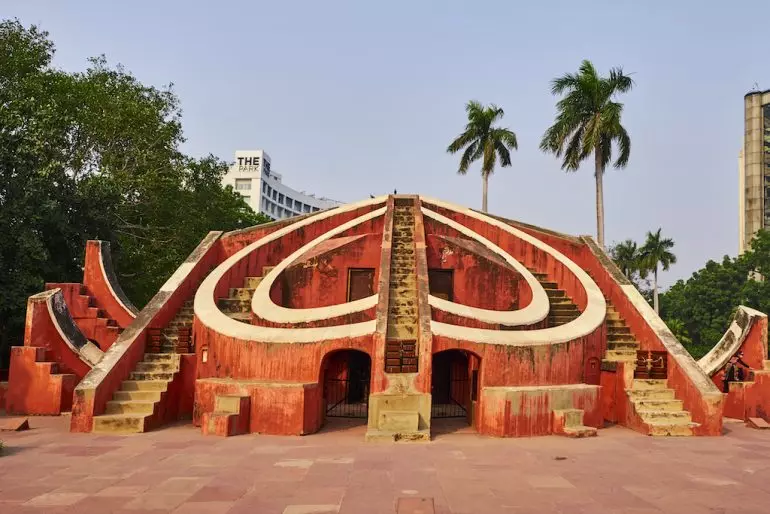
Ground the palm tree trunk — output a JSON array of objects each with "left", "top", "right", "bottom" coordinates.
[
  {"left": 595, "top": 148, "right": 605, "bottom": 248},
  {"left": 653, "top": 266, "right": 659, "bottom": 314},
  {"left": 482, "top": 173, "right": 488, "bottom": 212}
]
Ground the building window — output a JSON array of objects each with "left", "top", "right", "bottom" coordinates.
[
  {"left": 278, "top": 193, "right": 284, "bottom": 203},
  {"left": 303, "top": 205, "right": 311, "bottom": 213},
  {"left": 272, "top": 190, "right": 277, "bottom": 200},
  {"left": 270, "top": 204, "right": 276, "bottom": 214},
  {"left": 242, "top": 195, "right": 250, "bottom": 202},
  {"left": 294, "top": 200, "right": 302, "bottom": 211},
  {"left": 312, "top": 207, "right": 320, "bottom": 212},
  {"left": 284, "top": 196, "right": 292, "bottom": 207},
  {"left": 235, "top": 179, "right": 251, "bottom": 191},
  {"left": 262, "top": 182, "right": 268, "bottom": 193}
]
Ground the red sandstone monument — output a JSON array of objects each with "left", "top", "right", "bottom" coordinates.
[{"left": 2, "top": 194, "right": 768, "bottom": 438}]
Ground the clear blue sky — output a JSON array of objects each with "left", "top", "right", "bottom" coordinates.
[{"left": 7, "top": 1, "right": 768, "bottom": 287}]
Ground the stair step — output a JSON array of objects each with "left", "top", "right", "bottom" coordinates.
[
  {"left": 633, "top": 399, "right": 683, "bottom": 411},
  {"left": 244, "top": 277, "right": 263, "bottom": 288},
  {"left": 105, "top": 400, "right": 156, "bottom": 415},
  {"left": 607, "top": 341, "right": 639, "bottom": 350},
  {"left": 113, "top": 390, "right": 163, "bottom": 402},
  {"left": 626, "top": 388, "right": 676, "bottom": 400},
  {"left": 143, "top": 353, "right": 178, "bottom": 362},
  {"left": 121, "top": 380, "right": 169, "bottom": 392},
  {"left": 563, "top": 425, "right": 598, "bottom": 438},
  {"left": 93, "top": 413, "right": 149, "bottom": 434},
  {"left": 637, "top": 409, "right": 691, "bottom": 423},
  {"left": 647, "top": 421, "right": 696, "bottom": 437},
  {"left": 130, "top": 371, "right": 174, "bottom": 381},
  {"left": 229, "top": 287, "right": 256, "bottom": 300},
  {"left": 632, "top": 379, "right": 668, "bottom": 390},
  {"left": 135, "top": 361, "right": 179, "bottom": 373}
]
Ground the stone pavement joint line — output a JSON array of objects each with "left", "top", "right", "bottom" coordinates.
[{"left": 3, "top": 415, "right": 770, "bottom": 513}]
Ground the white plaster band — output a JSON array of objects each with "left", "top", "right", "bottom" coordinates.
[
  {"left": 252, "top": 208, "right": 385, "bottom": 323},
  {"left": 195, "top": 197, "right": 388, "bottom": 343},
  {"left": 420, "top": 197, "right": 606, "bottom": 345},
  {"left": 422, "top": 207, "right": 549, "bottom": 326}
]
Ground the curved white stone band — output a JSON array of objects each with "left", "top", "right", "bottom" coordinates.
[
  {"left": 698, "top": 305, "right": 767, "bottom": 376},
  {"left": 420, "top": 197, "right": 606, "bottom": 345},
  {"left": 252, "top": 207, "right": 386, "bottom": 323},
  {"left": 421, "top": 207, "right": 549, "bottom": 326},
  {"left": 194, "top": 196, "right": 387, "bottom": 343}
]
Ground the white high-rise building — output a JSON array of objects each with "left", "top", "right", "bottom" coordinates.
[{"left": 221, "top": 150, "right": 342, "bottom": 220}]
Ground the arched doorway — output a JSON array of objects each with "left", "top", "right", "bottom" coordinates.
[
  {"left": 431, "top": 350, "right": 478, "bottom": 427},
  {"left": 322, "top": 350, "right": 371, "bottom": 420}
]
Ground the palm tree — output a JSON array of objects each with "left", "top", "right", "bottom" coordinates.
[
  {"left": 540, "top": 60, "right": 633, "bottom": 248},
  {"left": 640, "top": 228, "right": 676, "bottom": 314},
  {"left": 447, "top": 100, "right": 518, "bottom": 212},
  {"left": 610, "top": 239, "right": 640, "bottom": 278}
]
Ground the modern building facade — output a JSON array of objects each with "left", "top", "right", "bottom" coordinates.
[
  {"left": 740, "top": 91, "right": 770, "bottom": 253},
  {"left": 221, "top": 150, "right": 342, "bottom": 220}
]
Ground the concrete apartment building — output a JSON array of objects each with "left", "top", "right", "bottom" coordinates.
[
  {"left": 740, "top": 91, "right": 770, "bottom": 253},
  {"left": 221, "top": 149, "right": 342, "bottom": 220}
]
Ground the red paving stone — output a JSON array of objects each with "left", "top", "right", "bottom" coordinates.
[{"left": 1, "top": 416, "right": 770, "bottom": 513}]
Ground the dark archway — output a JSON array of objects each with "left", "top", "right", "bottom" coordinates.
[
  {"left": 322, "top": 350, "right": 371, "bottom": 419},
  {"left": 431, "top": 350, "right": 476, "bottom": 422}
]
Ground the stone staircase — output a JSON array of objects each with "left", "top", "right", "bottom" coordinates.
[
  {"left": 626, "top": 378, "right": 697, "bottom": 436},
  {"left": 93, "top": 353, "right": 181, "bottom": 434},
  {"left": 217, "top": 266, "right": 274, "bottom": 322},
  {"left": 156, "top": 300, "right": 194, "bottom": 353},
  {"left": 385, "top": 203, "right": 418, "bottom": 373},
  {"left": 553, "top": 408, "right": 597, "bottom": 438},
  {"left": 201, "top": 395, "right": 250, "bottom": 437},
  {"left": 6, "top": 346, "right": 77, "bottom": 414},
  {"left": 527, "top": 269, "right": 580, "bottom": 327},
  {"left": 603, "top": 303, "right": 640, "bottom": 363},
  {"left": 46, "top": 283, "right": 123, "bottom": 350}
]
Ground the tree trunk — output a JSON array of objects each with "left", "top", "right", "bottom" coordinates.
[
  {"left": 482, "top": 173, "right": 488, "bottom": 212},
  {"left": 595, "top": 148, "right": 605, "bottom": 248},
  {"left": 653, "top": 266, "right": 659, "bottom": 314}
]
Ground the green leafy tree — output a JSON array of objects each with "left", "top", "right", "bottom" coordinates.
[
  {"left": 0, "top": 19, "right": 268, "bottom": 365},
  {"left": 660, "top": 230, "right": 770, "bottom": 356},
  {"left": 639, "top": 228, "right": 676, "bottom": 314},
  {"left": 540, "top": 60, "right": 633, "bottom": 248},
  {"left": 447, "top": 100, "right": 518, "bottom": 212},
  {"left": 609, "top": 239, "right": 642, "bottom": 278}
]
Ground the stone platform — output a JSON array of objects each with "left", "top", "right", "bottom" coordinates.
[{"left": 1, "top": 415, "right": 770, "bottom": 513}]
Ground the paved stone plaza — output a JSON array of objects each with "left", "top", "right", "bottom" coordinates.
[{"left": 1, "top": 417, "right": 770, "bottom": 513}]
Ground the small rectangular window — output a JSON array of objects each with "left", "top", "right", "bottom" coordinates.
[
  {"left": 262, "top": 182, "right": 268, "bottom": 193},
  {"left": 270, "top": 204, "right": 276, "bottom": 214},
  {"left": 294, "top": 200, "right": 301, "bottom": 210},
  {"left": 284, "top": 196, "right": 292, "bottom": 207},
  {"left": 303, "top": 205, "right": 310, "bottom": 213},
  {"left": 278, "top": 193, "right": 284, "bottom": 203},
  {"left": 235, "top": 179, "right": 252, "bottom": 191},
  {"left": 272, "top": 190, "right": 277, "bottom": 200},
  {"left": 312, "top": 207, "right": 320, "bottom": 212}
]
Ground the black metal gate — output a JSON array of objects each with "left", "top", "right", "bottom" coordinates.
[
  {"left": 325, "top": 377, "right": 370, "bottom": 418},
  {"left": 431, "top": 375, "right": 469, "bottom": 418}
]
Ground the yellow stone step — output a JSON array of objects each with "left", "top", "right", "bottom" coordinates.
[
  {"left": 626, "top": 388, "right": 676, "bottom": 400},
  {"left": 632, "top": 379, "right": 668, "bottom": 390},
  {"left": 135, "top": 361, "right": 179, "bottom": 373},
  {"left": 633, "top": 399, "right": 683, "bottom": 412},
  {"left": 113, "top": 390, "right": 163, "bottom": 402},
  {"left": 93, "top": 413, "right": 150, "bottom": 434},
  {"left": 120, "top": 380, "right": 168, "bottom": 392},
  {"left": 647, "top": 421, "right": 695, "bottom": 437},
  {"left": 244, "top": 276, "right": 263, "bottom": 288},
  {"left": 105, "top": 400, "right": 156, "bottom": 415}
]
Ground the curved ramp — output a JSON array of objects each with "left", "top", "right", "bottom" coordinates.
[{"left": 698, "top": 306, "right": 768, "bottom": 376}]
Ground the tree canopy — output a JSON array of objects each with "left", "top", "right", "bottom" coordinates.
[
  {"left": 660, "top": 230, "right": 770, "bottom": 358},
  {"left": 0, "top": 19, "right": 269, "bottom": 366},
  {"left": 447, "top": 100, "right": 518, "bottom": 212},
  {"left": 540, "top": 59, "right": 633, "bottom": 247}
]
